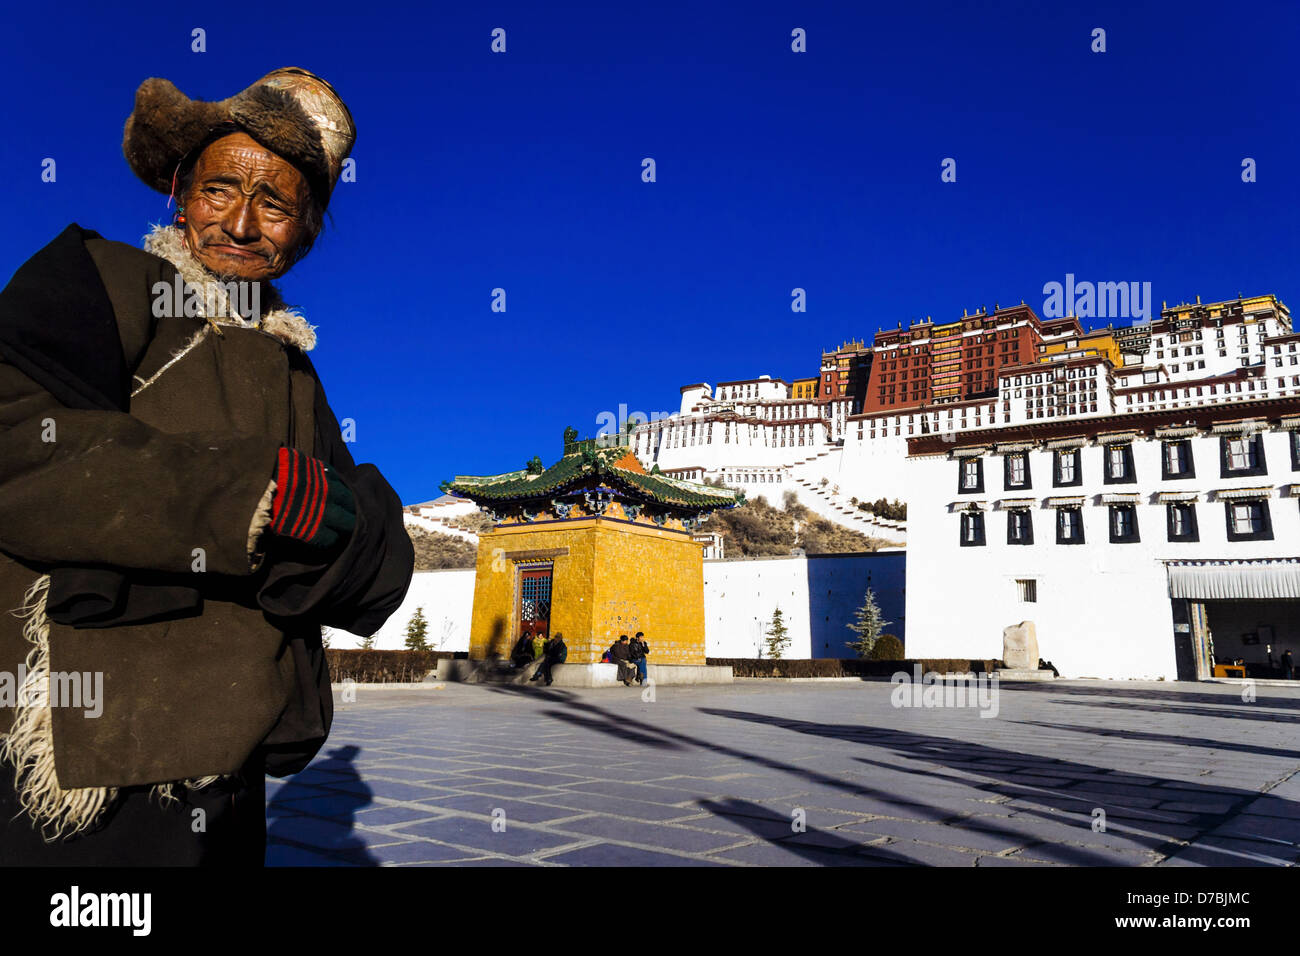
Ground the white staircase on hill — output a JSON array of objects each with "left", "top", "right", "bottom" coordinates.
[
  {"left": 404, "top": 496, "right": 483, "bottom": 545},
  {"left": 784, "top": 447, "right": 907, "bottom": 545},
  {"left": 404, "top": 514, "right": 480, "bottom": 544}
]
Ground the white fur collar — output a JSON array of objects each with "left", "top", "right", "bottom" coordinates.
[{"left": 142, "top": 223, "right": 317, "bottom": 351}]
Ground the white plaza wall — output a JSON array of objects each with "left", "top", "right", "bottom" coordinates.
[
  {"left": 904, "top": 428, "right": 1300, "bottom": 680},
  {"left": 326, "top": 551, "right": 908, "bottom": 661},
  {"left": 326, "top": 568, "right": 475, "bottom": 652},
  {"left": 703, "top": 556, "right": 811, "bottom": 658}
]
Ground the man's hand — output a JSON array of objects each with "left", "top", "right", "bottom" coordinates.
[{"left": 269, "top": 447, "right": 356, "bottom": 550}]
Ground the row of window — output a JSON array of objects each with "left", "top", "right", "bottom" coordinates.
[
  {"left": 959, "top": 499, "right": 1275, "bottom": 546},
  {"left": 957, "top": 432, "right": 1297, "bottom": 493}
]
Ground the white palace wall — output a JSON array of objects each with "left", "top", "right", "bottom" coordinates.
[
  {"left": 328, "top": 552, "right": 908, "bottom": 661},
  {"left": 903, "top": 426, "right": 1300, "bottom": 680}
]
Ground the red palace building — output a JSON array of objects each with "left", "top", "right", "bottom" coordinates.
[{"left": 861, "top": 303, "right": 1046, "bottom": 414}]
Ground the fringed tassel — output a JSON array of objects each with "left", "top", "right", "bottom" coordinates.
[
  {"left": 0, "top": 575, "right": 116, "bottom": 841},
  {"left": 0, "top": 576, "right": 221, "bottom": 841}
]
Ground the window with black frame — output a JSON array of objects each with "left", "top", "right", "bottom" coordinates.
[
  {"left": 1290, "top": 430, "right": 1300, "bottom": 471},
  {"left": 1053, "top": 448, "right": 1082, "bottom": 487},
  {"left": 1056, "top": 507, "right": 1084, "bottom": 544},
  {"left": 1161, "top": 439, "right": 1195, "bottom": 480},
  {"left": 1006, "top": 508, "right": 1033, "bottom": 545},
  {"left": 1224, "top": 498, "right": 1273, "bottom": 541},
  {"left": 1166, "top": 502, "right": 1199, "bottom": 541},
  {"left": 1109, "top": 503, "right": 1140, "bottom": 543},
  {"left": 1220, "top": 433, "right": 1267, "bottom": 478},
  {"left": 959, "top": 510, "right": 985, "bottom": 546},
  {"left": 957, "top": 456, "right": 984, "bottom": 493},
  {"left": 1003, "top": 452, "right": 1031, "bottom": 491},
  {"left": 1103, "top": 443, "right": 1136, "bottom": 484}
]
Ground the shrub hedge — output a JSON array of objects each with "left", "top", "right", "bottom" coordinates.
[
  {"left": 870, "top": 634, "right": 905, "bottom": 661},
  {"left": 325, "top": 650, "right": 1000, "bottom": 682},
  {"left": 327, "top": 649, "right": 465, "bottom": 683}
]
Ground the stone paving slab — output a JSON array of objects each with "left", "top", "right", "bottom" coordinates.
[
  {"left": 523, "top": 791, "right": 700, "bottom": 822},
  {"left": 408, "top": 793, "right": 574, "bottom": 821},
  {"left": 705, "top": 841, "right": 905, "bottom": 867},
  {"left": 837, "top": 818, "right": 1031, "bottom": 853},
  {"left": 265, "top": 679, "right": 1300, "bottom": 867},
  {"left": 542, "top": 844, "right": 726, "bottom": 866},
  {"left": 390, "top": 816, "right": 583, "bottom": 856}
]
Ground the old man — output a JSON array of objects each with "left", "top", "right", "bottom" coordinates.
[{"left": 0, "top": 68, "right": 413, "bottom": 864}]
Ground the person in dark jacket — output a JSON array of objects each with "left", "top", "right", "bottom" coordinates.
[
  {"left": 0, "top": 68, "right": 413, "bottom": 865},
  {"left": 629, "top": 631, "right": 650, "bottom": 685},
  {"left": 510, "top": 634, "right": 535, "bottom": 669},
  {"left": 609, "top": 634, "right": 637, "bottom": 686},
  {"left": 1283, "top": 649, "right": 1295, "bottom": 680},
  {"left": 529, "top": 633, "right": 568, "bottom": 686}
]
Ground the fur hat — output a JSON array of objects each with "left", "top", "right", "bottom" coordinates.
[{"left": 122, "top": 67, "right": 355, "bottom": 208}]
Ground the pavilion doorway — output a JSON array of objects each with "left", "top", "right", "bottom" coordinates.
[{"left": 518, "top": 564, "right": 553, "bottom": 644}]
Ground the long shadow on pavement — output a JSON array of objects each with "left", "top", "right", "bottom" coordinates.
[
  {"left": 701, "top": 708, "right": 1300, "bottom": 866},
  {"left": 1014, "top": 720, "right": 1300, "bottom": 761},
  {"left": 696, "top": 797, "right": 918, "bottom": 866},
  {"left": 266, "top": 744, "right": 379, "bottom": 866},
  {"left": 483, "top": 685, "right": 1136, "bottom": 864},
  {"left": 1050, "top": 699, "right": 1300, "bottom": 724},
  {"left": 1004, "top": 683, "right": 1300, "bottom": 711}
]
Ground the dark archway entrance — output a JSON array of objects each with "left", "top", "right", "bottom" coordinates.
[{"left": 1167, "top": 559, "right": 1300, "bottom": 680}]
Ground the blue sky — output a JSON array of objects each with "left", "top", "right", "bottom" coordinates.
[{"left": 2, "top": 0, "right": 1296, "bottom": 503}]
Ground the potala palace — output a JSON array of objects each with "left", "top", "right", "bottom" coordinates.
[
  {"left": 625, "top": 294, "right": 1295, "bottom": 545},
  {"left": 381, "top": 292, "right": 1300, "bottom": 680}
]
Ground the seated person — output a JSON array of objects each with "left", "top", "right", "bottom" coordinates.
[
  {"left": 608, "top": 634, "right": 638, "bottom": 686},
  {"left": 530, "top": 632, "right": 568, "bottom": 685},
  {"left": 510, "top": 634, "right": 534, "bottom": 668},
  {"left": 629, "top": 631, "right": 650, "bottom": 685}
]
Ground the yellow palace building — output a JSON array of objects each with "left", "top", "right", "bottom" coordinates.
[{"left": 441, "top": 428, "right": 744, "bottom": 667}]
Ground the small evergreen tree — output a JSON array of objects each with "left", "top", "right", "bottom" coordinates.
[
  {"left": 764, "top": 607, "right": 791, "bottom": 659},
  {"left": 404, "top": 607, "right": 430, "bottom": 651},
  {"left": 360, "top": 632, "right": 377, "bottom": 651},
  {"left": 846, "top": 588, "right": 889, "bottom": 658}
]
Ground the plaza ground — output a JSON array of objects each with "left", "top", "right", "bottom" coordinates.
[{"left": 266, "top": 679, "right": 1300, "bottom": 866}]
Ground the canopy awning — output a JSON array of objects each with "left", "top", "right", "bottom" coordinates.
[
  {"left": 1101, "top": 492, "right": 1140, "bottom": 504},
  {"left": 1168, "top": 559, "right": 1300, "bottom": 600},
  {"left": 998, "top": 497, "right": 1037, "bottom": 510},
  {"left": 1210, "top": 419, "right": 1264, "bottom": 435},
  {"left": 1215, "top": 486, "right": 1272, "bottom": 501},
  {"left": 1046, "top": 437, "right": 1088, "bottom": 450},
  {"left": 1097, "top": 430, "right": 1137, "bottom": 444}
]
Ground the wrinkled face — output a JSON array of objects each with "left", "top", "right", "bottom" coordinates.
[{"left": 181, "top": 131, "right": 311, "bottom": 281}]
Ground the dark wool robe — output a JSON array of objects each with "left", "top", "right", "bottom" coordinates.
[{"left": 0, "top": 224, "right": 413, "bottom": 854}]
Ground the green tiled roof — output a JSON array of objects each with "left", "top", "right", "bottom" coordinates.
[{"left": 441, "top": 440, "right": 743, "bottom": 512}]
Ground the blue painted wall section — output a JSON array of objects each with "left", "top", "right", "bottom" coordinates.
[{"left": 805, "top": 552, "right": 907, "bottom": 659}]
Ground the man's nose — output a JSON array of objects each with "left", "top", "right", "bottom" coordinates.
[{"left": 222, "top": 197, "right": 261, "bottom": 242}]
